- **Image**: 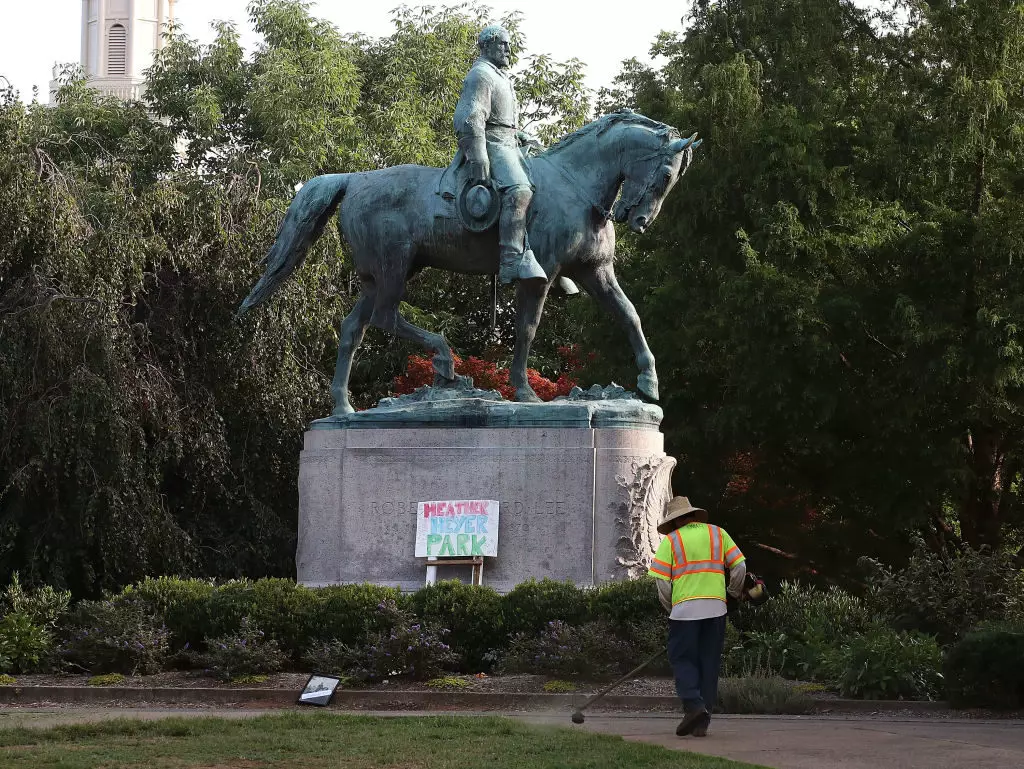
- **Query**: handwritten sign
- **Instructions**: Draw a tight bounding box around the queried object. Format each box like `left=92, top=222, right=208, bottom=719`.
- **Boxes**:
left=415, top=500, right=499, bottom=558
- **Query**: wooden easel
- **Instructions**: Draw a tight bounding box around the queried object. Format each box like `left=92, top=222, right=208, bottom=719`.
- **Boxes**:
left=424, top=555, right=484, bottom=586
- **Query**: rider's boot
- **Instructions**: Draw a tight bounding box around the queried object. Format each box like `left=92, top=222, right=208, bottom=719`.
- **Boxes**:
left=499, top=247, right=547, bottom=284
left=498, top=185, right=547, bottom=285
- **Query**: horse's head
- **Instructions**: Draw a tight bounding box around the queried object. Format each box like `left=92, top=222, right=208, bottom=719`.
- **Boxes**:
left=612, top=130, right=701, bottom=234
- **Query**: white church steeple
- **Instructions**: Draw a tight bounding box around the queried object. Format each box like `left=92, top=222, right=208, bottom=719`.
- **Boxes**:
left=52, top=0, right=176, bottom=102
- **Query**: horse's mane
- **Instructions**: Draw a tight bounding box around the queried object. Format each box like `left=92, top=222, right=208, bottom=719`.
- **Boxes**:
left=541, top=110, right=679, bottom=157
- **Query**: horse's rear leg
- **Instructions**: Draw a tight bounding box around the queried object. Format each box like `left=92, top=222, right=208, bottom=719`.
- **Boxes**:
left=331, top=289, right=375, bottom=416
left=370, top=268, right=457, bottom=384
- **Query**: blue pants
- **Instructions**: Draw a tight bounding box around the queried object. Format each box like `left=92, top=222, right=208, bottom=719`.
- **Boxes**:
left=667, top=615, right=726, bottom=712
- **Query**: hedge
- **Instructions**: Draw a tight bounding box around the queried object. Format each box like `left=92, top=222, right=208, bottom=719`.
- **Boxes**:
left=64, top=577, right=662, bottom=673
left=945, top=623, right=1024, bottom=709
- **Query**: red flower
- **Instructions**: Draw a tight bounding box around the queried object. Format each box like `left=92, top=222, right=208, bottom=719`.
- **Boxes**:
left=391, top=348, right=587, bottom=402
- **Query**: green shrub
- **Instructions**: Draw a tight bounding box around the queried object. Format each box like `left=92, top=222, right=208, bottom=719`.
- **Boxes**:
left=498, top=621, right=636, bottom=680
left=61, top=597, right=170, bottom=675
left=717, top=676, right=813, bottom=714
left=302, top=640, right=347, bottom=676
left=821, top=625, right=943, bottom=701
left=305, top=599, right=455, bottom=683
left=0, top=611, right=52, bottom=673
left=0, top=673, right=16, bottom=685
left=722, top=630, right=802, bottom=678
left=197, top=578, right=334, bottom=659
left=945, top=623, right=1024, bottom=709
left=122, top=577, right=215, bottom=649
left=87, top=673, right=126, bottom=686
left=731, top=581, right=871, bottom=679
left=1, top=574, right=71, bottom=628
left=203, top=579, right=258, bottom=639
left=587, top=578, right=662, bottom=630
left=615, top=617, right=672, bottom=677
left=720, top=620, right=743, bottom=674
left=409, top=581, right=504, bottom=672
left=245, top=579, right=323, bottom=655
left=201, top=617, right=288, bottom=682
left=502, top=580, right=588, bottom=637
left=860, top=541, right=1024, bottom=643
left=315, top=583, right=405, bottom=648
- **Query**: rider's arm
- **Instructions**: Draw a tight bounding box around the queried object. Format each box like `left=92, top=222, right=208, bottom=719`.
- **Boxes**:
left=453, top=68, right=491, bottom=178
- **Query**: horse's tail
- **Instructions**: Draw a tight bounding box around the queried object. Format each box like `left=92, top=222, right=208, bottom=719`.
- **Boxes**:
left=237, top=173, right=351, bottom=317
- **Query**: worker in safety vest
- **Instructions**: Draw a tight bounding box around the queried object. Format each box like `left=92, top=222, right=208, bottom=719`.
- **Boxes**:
left=649, top=496, right=747, bottom=738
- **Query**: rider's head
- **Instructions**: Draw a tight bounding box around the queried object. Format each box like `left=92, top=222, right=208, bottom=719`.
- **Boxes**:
left=478, top=25, right=512, bottom=69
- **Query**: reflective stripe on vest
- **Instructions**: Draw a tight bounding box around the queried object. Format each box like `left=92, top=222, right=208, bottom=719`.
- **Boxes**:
left=668, top=523, right=728, bottom=605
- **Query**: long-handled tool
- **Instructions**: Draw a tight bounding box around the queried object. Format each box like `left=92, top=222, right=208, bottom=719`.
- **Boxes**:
left=570, top=648, right=667, bottom=724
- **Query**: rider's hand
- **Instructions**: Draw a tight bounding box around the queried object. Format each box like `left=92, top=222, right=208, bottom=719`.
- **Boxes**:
left=518, top=130, right=543, bottom=150
left=468, top=161, right=489, bottom=185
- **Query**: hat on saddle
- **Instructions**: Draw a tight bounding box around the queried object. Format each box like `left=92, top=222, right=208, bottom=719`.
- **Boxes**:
left=656, top=496, right=708, bottom=535
left=457, top=176, right=501, bottom=233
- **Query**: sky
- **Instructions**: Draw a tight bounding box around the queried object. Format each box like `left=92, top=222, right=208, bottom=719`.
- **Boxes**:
left=0, top=0, right=690, bottom=100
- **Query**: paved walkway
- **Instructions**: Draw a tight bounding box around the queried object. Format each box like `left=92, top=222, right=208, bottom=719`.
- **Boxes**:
left=2, top=706, right=1023, bottom=769
left=521, top=713, right=1024, bottom=769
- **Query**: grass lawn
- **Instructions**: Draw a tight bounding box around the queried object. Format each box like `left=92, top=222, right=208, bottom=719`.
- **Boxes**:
left=0, top=712, right=763, bottom=768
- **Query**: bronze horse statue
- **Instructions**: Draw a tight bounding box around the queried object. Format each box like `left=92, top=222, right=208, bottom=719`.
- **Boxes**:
left=238, top=111, right=700, bottom=414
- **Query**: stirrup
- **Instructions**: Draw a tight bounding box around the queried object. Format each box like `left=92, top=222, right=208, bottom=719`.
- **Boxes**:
left=499, top=248, right=548, bottom=284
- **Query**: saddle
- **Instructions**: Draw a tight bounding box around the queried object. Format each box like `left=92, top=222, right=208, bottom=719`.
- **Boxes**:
left=434, top=146, right=580, bottom=295
left=435, top=145, right=535, bottom=233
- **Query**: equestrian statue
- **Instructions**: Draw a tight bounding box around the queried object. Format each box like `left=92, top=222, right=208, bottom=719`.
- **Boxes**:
left=238, top=24, right=701, bottom=415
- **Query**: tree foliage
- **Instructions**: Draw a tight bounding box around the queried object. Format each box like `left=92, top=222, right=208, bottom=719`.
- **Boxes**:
left=582, top=0, right=1024, bottom=578
left=0, top=1, right=588, bottom=595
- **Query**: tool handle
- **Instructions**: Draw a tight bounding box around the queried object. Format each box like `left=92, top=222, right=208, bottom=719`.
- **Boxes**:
left=573, top=647, right=667, bottom=714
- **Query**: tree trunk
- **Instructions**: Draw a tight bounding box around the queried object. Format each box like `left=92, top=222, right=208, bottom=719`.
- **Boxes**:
left=959, top=426, right=1006, bottom=549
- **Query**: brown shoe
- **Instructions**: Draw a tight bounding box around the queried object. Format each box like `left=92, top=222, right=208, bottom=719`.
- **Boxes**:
left=676, top=708, right=709, bottom=737
left=692, top=720, right=709, bottom=737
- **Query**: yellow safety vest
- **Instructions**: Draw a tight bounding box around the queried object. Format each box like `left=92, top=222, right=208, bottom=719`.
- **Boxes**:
left=648, top=522, right=745, bottom=605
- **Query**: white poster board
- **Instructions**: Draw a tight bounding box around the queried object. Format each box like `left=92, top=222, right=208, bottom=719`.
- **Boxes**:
left=414, top=500, right=499, bottom=558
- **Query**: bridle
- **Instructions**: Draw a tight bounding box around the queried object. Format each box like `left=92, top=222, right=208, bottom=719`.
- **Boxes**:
left=612, top=148, right=679, bottom=224
left=537, top=145, right=679, bottom=224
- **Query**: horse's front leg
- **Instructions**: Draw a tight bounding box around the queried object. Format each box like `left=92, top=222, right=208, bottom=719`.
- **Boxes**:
left=573, top=262, right=659, bottom=401
left=510, top=279, right=551, bottom=402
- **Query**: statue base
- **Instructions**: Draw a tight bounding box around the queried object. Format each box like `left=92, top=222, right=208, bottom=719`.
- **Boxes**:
left=313, top=381, right=664, bottom=431
left=297, top=385, right=675, bottom=592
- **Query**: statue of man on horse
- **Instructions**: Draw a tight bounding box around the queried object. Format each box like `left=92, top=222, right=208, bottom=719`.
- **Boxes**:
left=238, top=23, right=701, bottom=416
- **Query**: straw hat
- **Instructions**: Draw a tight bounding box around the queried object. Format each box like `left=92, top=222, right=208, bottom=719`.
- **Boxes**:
left=656, top=496, right=708, bottom=535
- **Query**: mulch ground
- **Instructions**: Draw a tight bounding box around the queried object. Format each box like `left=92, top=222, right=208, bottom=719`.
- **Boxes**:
left=8, top=671, right=678, bottom=695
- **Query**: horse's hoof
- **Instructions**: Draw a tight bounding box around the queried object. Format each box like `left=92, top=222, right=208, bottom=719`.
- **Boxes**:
left=332, top=403, right=355, bottom=417
left=514, top=387, right=543, bottom=403
left=637, top=373, right=660, bottom=402
left=434, top=373, right=471, bottom=389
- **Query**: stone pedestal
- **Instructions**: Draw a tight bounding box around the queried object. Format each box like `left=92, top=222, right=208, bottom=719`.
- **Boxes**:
left=296, top=385, right=676, bottom=592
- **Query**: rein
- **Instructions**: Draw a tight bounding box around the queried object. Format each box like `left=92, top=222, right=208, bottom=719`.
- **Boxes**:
left=536, top=155, right=616, bottom=221
left=536, top=146, right=672, bottom=224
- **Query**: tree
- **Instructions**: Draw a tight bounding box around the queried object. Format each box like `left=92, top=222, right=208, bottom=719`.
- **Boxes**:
left=0, top=1, right=591, bottom=594
left=582, top=0, right=1024, bottom=578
